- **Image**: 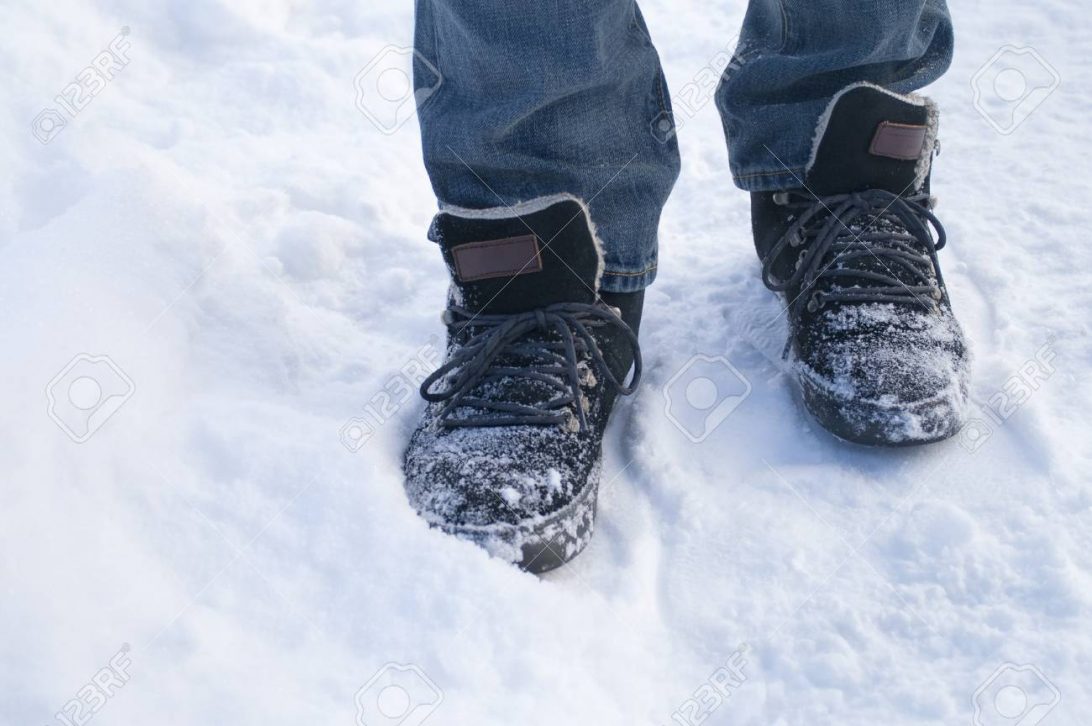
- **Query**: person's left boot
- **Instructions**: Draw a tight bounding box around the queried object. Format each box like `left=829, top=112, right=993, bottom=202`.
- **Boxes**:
left=751, top=83, right=970, bottom=445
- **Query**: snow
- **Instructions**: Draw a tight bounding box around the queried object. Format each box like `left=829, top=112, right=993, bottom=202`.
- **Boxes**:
left=2, top=1, right=1091, bottom=725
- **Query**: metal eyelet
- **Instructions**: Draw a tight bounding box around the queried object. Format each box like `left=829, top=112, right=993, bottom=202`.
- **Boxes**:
left=806, top=295, right=822, bottom=313
left=773, top=191, right=791, bottom=206
left=440, top=309, right=456, bottom=325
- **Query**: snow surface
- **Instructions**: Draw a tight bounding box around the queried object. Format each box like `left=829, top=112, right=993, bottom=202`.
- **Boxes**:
left=3, top=1, right=1091, bottom=724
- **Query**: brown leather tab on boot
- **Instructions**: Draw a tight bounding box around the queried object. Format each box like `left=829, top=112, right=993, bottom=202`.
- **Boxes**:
left=451, top=234, right=543, bottom=282
left=869, top=121, right=928, bottom=161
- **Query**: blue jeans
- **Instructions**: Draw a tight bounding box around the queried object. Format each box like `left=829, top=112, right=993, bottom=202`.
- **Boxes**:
left=414, top=0, right=953, bottom=292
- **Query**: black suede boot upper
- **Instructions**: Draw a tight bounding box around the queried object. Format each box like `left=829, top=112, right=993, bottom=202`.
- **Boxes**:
left=752, top=84, right=969, bottom=445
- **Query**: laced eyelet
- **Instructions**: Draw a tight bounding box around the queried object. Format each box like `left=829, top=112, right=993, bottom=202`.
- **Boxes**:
left=441, top=309, right=456, bottom=325
left=757, top=188, right=949, bottom=350
left=793, top=248, right=809, bottom=270
left=423, top=303, right=643, bottom=431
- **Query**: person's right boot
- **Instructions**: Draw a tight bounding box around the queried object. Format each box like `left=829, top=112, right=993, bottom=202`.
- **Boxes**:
left=752, top=83, right=970, bottom=445
left=403, top=195, right=642, bottom=573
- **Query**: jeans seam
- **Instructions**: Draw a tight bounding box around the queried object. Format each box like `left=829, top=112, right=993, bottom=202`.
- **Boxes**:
left=631, top=3, right=671, bottom=117
left=629, top=2, right=646, bottom=39
left=776, top=0, right=791, bottom=54
left=734, top=167, right=804, bottom=180
left=720, top=0, right=791, bottom=180
left=416, top=0, right=443, bottom=89
left=605, top=262, right=658, bottom=278
left=654, top=67, right=670, bottom=117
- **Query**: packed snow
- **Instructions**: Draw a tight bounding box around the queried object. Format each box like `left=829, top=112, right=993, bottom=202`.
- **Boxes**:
left=3, top=1, right=1091, bottom=724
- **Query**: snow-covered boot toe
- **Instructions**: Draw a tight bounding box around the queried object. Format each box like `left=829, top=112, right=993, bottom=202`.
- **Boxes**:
left=752, top=84, right=970, bottom=445
left=404, top=196, right=642, bottom=572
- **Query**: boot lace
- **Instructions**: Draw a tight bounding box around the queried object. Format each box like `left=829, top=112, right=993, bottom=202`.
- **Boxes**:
left=419, top=302, right=642, bottom=429
left=761, top=189, right=948, bottom=337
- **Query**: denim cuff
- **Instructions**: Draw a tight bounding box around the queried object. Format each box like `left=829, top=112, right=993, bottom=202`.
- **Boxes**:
left=731, top=166, right=808, bottom=193
left=602, top=262, right=657, bottom=293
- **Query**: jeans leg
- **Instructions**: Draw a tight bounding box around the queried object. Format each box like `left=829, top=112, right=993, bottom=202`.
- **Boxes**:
left=414, top=0, right=680, bottom=292
left=716, top=0, right=953, bottom=192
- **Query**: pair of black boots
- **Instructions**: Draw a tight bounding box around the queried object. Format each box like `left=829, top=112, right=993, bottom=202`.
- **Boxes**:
left=404, top=86, right=969, bottom=572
